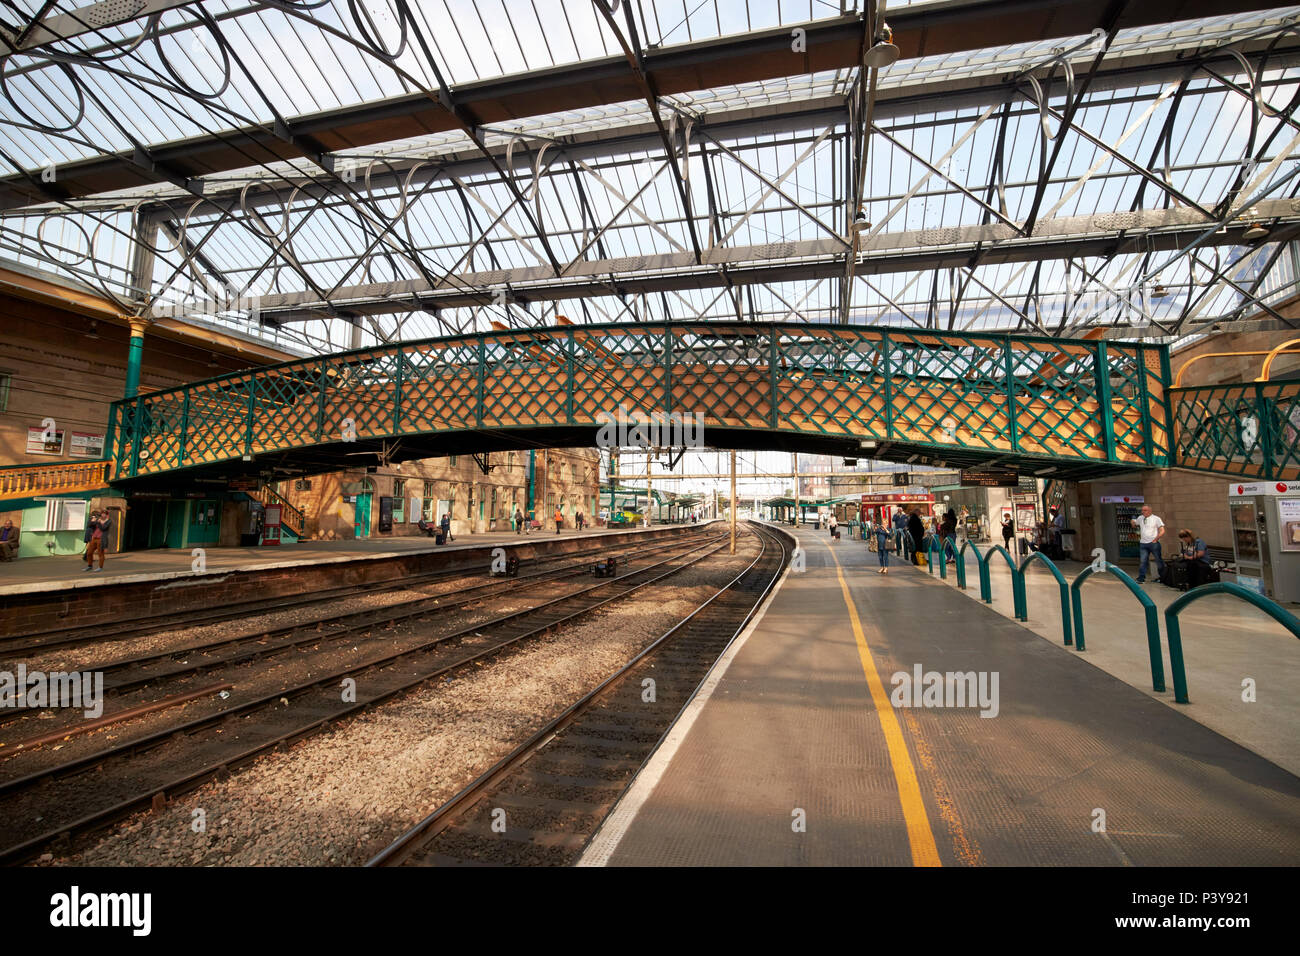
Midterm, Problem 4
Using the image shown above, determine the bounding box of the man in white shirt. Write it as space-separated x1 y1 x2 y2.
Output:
1131 505 1167 583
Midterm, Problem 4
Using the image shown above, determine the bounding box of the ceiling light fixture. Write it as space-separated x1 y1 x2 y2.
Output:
86 320 99 339
1034 466 1057 476
1243 222 1270 241
863 23 899 69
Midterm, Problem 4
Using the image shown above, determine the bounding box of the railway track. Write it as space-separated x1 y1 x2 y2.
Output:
0 528 736 865
0 529 700 660
367 521 790 867
0 531 715 735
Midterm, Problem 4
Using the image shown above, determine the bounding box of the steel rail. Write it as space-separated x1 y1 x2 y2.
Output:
0 530 733 865
366 521 791 867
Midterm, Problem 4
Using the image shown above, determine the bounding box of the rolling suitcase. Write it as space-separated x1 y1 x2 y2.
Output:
1168 561 1191 591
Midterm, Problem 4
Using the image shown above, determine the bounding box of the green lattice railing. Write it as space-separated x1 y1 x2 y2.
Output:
1170 381 1300 480
108 323 1172 482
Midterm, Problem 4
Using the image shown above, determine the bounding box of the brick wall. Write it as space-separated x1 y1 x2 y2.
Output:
278 447 601 540
1140 469 1234 547
0 295 264 468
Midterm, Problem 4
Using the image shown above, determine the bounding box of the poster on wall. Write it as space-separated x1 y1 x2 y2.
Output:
68 432 105 458
26 425 64 455
1279 497 1300 552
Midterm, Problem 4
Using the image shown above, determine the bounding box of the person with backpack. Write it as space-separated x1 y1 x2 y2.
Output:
515 507 526 535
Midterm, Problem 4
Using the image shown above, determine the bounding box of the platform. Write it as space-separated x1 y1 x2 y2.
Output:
583 524 1300 866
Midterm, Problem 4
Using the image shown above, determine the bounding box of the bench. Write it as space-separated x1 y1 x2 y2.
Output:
1205 546 1235 572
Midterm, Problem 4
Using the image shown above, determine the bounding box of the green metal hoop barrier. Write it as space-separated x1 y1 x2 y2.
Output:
1016 551 1074 646
1070 562 1164 693
982 545 1024 620
958 539 990 601
1163 583 1300 704
926 535 948 579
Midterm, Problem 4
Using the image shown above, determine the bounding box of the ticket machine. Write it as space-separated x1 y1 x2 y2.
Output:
1227 480 1300 603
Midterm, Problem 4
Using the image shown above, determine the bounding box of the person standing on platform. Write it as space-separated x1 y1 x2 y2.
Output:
0 519 18 561
1001 515 1015 554
892 508 907 555
828 512 838 540
939 508 957 559
84 510 110 572
554 506 563 534
440 511 453 543
874 520 891 574
576 509 585 531
81 512 102 572
1132 505 1166 583
516 507 527 535
907 508 925 566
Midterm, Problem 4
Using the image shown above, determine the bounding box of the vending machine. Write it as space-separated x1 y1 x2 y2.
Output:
1227 480 1300 603
1097 495 1143 562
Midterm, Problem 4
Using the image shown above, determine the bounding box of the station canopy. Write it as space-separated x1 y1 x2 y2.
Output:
3 0 1300 355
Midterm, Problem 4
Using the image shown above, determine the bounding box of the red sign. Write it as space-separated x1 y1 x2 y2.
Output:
262 505 282 546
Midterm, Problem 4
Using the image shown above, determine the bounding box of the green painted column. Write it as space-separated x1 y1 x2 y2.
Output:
124 318 147 398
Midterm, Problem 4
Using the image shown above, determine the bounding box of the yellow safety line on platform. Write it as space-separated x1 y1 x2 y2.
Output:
827 545 941 867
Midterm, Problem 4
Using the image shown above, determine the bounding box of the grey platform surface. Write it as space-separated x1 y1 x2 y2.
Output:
596 525 1300 866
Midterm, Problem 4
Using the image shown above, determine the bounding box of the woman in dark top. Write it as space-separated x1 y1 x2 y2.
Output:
907 510 925 566
1176 529 1212 587
940 508 958 558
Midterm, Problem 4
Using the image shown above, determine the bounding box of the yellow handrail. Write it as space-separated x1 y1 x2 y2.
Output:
1256 337 1300 382
1174 347 1300 388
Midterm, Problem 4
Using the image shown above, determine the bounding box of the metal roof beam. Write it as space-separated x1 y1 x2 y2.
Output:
0 0 1283 209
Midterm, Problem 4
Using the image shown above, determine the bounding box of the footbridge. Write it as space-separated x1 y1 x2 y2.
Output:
106 322 1190 488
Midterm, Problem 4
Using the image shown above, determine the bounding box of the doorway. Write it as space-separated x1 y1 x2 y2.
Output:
354 493 372 538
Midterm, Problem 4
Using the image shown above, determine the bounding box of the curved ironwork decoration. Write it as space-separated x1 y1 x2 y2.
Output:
1163 582 1300 704
1017 550 1073 646
1070 562 1164 693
